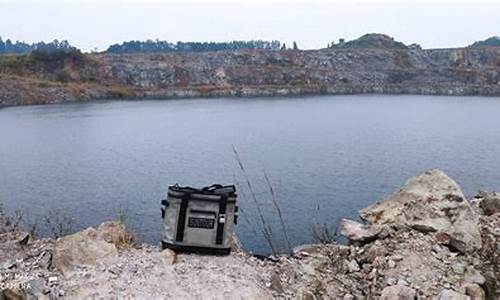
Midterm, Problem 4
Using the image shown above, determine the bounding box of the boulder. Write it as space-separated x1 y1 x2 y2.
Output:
52 227 119 276
340 219 382 243
360 169 481 253
380 285 416 299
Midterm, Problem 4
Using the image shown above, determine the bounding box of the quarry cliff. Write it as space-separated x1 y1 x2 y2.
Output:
1 34 500 106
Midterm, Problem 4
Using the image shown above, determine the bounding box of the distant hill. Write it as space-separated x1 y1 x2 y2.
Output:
331 34 409 50
471 36 500 47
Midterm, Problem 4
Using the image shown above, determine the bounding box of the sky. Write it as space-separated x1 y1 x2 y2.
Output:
0 0 499 52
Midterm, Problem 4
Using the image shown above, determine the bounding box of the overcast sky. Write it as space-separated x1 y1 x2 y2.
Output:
0 0 499 51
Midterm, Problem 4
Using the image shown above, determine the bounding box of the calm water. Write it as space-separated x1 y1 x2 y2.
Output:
1 95 500 254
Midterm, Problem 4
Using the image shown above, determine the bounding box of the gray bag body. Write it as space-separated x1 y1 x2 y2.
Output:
161 184 237 254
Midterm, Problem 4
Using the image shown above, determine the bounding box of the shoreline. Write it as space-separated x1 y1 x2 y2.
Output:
2 86 500 109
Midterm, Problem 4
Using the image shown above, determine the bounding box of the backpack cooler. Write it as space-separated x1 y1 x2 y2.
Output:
161 184 238 254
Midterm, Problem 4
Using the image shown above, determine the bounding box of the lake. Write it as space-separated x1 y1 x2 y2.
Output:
1 95 500 254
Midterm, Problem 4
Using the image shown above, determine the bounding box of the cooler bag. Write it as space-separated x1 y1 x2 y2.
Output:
161 184 238 254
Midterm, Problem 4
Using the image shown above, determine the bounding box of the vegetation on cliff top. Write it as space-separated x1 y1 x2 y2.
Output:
0 48 100 82
330 33 409 50
472 36 500 47
106 39 284 53
0 37 76 55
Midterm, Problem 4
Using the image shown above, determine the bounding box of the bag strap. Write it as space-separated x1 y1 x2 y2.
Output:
215 194 228 245
175 192 191 242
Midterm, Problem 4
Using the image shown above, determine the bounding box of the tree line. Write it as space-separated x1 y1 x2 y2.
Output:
106 39 299 53
0 37 301 55
0 37 76 54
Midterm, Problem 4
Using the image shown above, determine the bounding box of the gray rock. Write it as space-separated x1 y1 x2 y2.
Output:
452 262 465 275
397 279 408 286
299 289 317 300
363 244 388 263
24 278 49 298
269 273 284 293
438 289 470 300
360 169 482 253
0 261 16 270
386 277 397 285
388 260 396 269
478 192 500 216
380 285 416 299
16 233 30 245
343 293 354 300
362 263 372 273
463 268 485 285
464 283 485 300
340 219 382 243
347 260 360 273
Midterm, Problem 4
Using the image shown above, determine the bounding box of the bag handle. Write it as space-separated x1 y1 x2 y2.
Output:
202 184 223 192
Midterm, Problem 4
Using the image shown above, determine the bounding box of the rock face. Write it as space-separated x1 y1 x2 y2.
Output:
360 169 481 253
2 39 500 106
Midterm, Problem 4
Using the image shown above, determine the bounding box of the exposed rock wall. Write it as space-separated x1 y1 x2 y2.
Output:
1 45 500 107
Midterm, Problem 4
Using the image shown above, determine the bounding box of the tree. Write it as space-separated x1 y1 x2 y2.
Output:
281 43 287 50
292 41 299 50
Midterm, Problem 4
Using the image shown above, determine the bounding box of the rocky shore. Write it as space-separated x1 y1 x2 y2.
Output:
1 34 500 107
1 169 499 299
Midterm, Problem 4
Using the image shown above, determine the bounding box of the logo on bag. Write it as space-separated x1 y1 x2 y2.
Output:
188 217 215 229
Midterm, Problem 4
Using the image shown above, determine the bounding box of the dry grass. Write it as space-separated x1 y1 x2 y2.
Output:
0 203 23 234
110 224 136 249
43 208 75 239
232 146 297 255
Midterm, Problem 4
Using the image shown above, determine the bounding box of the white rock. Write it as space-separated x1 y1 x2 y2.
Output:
160 248 177 265
380 285 416 299
360 169 482 253
52 227 119 276
347 260 360 273
339 219 382 243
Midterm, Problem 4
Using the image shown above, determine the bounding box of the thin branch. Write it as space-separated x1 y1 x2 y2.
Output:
264 171 292 254
232 145 277 255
